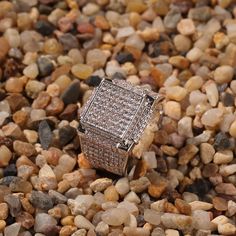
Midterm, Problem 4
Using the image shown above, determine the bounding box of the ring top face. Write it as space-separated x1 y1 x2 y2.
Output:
79 78 161 152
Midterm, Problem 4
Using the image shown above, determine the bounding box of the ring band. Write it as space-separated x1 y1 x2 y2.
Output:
78 78 164 175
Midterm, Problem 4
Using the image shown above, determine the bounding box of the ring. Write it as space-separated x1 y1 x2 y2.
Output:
78 78 164 175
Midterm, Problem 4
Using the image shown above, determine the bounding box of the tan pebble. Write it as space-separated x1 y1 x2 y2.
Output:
200 143 215 164
204 80 219 107
90 178 112 192
104 185 119 202
165 86 187 101
213 150 233 164
229 120 236 138
175 198 192 215
184 76 203 92
165 229 179 236
164 101 181 120
201 108 223 127
0 203 8 220
164 201 180 214
213 32 229 49
60 225 77 236
46 83 60 97
186 47 203 62
161 145 178 156
212 196 228 211
0 37 10 60
71 64 93 80
148 182 167 199
5 77 24 93
61 215 75 226
218 223 236 235
0 220 6 231
177 19 195 35
214 65 234 84
178 144 199 165
189 201 213 211
169 56 189 69
0 145 12 167
212 215 229 226
228 200 236 216
78 153 92 169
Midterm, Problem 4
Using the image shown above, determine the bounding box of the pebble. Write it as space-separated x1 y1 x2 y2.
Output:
90 178 112 192
23 63 39 79
30 190 53 210
60 80 80 105
71 64 93 80
34 213 57 234
214 66 234 84
178 117 193 138
74 215 95 230
229 120 236 138
178 144 199 165
37 56 54 77
192 210 213 230
115 177 130 196
189 201 213 211
13 140 36 157
212 196 228 211
25 80 46 99
200 143 215 164
123 227 150 236
164 101 181 120
177 19 195 35
213 150 233 164
0 145 12 167
4 194 21 217
143 209 161 225
227 200 236 216
204 80 219 107
86 49 107 69
165 86 187 102
39 164 57 190
161 213 192 231
0 203 8 220
215 183 236 195
102 208 129 226
0 37 10 60
95 221 109 235
218 223 236 235
4 223 21 236
5 78 24 93
130 177 151 193
201 108 223 127
59 125 77 146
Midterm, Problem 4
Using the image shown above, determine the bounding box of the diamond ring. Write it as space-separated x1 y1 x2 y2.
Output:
78 78 164 175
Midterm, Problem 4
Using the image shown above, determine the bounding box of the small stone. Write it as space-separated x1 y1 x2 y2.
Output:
212 196 228 211
175 198 192 215
115 177 130 196
0 145 12 167
25 80 46 99
130 176 151 193
165 86 187 101
71 229 87 236
142 151 157 169
5 78 24 93
95 221 109 236
228 200 236 216
59 125 77 146
71 64 93 80
4 223 21 236
229 120 236 138
178 117 193 138
177 19 195 35
0 203 8 220
32 91 51 109
192 210 213 230
161 213 192 231
151 227 165 236
102 208 129 226
9 177 32 193
188 6 211 22
90 178 112 192
34 213 57 234
59 33 79 51
214 132 230 150
123 227 150 236
0 37 10 61
37 56 54 77
178 144 199 165
60 81 80 105
23 63 39 79
39 164 57 190
169 56 189 69
189 201 213 211
4 194 21 217
74 215 95 230
211 215 229 226
23 130 38 144
104 185 119 202
201 108 223 127
124 191 140 204
35 20 55 36
163 8 182 29
213 150 233 164
30 190 53 210
86 49 107 69
118 201 139 216
116 52 134 64
218 223 236 235
13 141 36 157
185 179 212 198
186 47 203 62
215 183 236 195
204 80 219 107
144 209 161 225
200 143 215 164
164 101 181 120
38 120 52 150
202 163 218 178
0 220 6 232
4 29 20 48
59 104 78 121
214 65 234 84
15 211 34 229
148 182 167 198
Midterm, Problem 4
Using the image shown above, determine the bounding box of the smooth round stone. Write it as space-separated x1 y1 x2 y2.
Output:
144 209 161 225
229 120 236 138
115 177 130 196
104 186 119 201
23 63 39 79
71 64 93 80
86 49 107 69
25 80 46 99
0 145 12 167
184 76 203 92
186 47 203 62
102 208 129 226
5 78 24 93
74 215 95 230
174 34 191 52
200 143 215 164
214 65 234 84
4 222 21 236
201 108 223 127
4 28 21 48
213 150 233 164
177 19 195 35
34 213 57 234
125 34 145 51
178 116 193 138
164 101 181 120
165 86 187 101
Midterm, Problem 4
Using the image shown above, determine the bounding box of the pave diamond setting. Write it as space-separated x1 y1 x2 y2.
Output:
78 78 163 175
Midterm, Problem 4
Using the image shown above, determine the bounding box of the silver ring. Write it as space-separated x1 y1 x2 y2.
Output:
78 78 164 175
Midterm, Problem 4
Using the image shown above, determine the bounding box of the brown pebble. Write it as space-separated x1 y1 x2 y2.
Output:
46 97 64 116
148 182 167 198
175 198 192 215
32 91 51 109
212 196 228 211
16 211 34 229
13 140 36 157
0 37 10 60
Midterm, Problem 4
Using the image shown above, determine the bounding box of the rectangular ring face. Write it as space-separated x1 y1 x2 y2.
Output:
81 79 144 140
